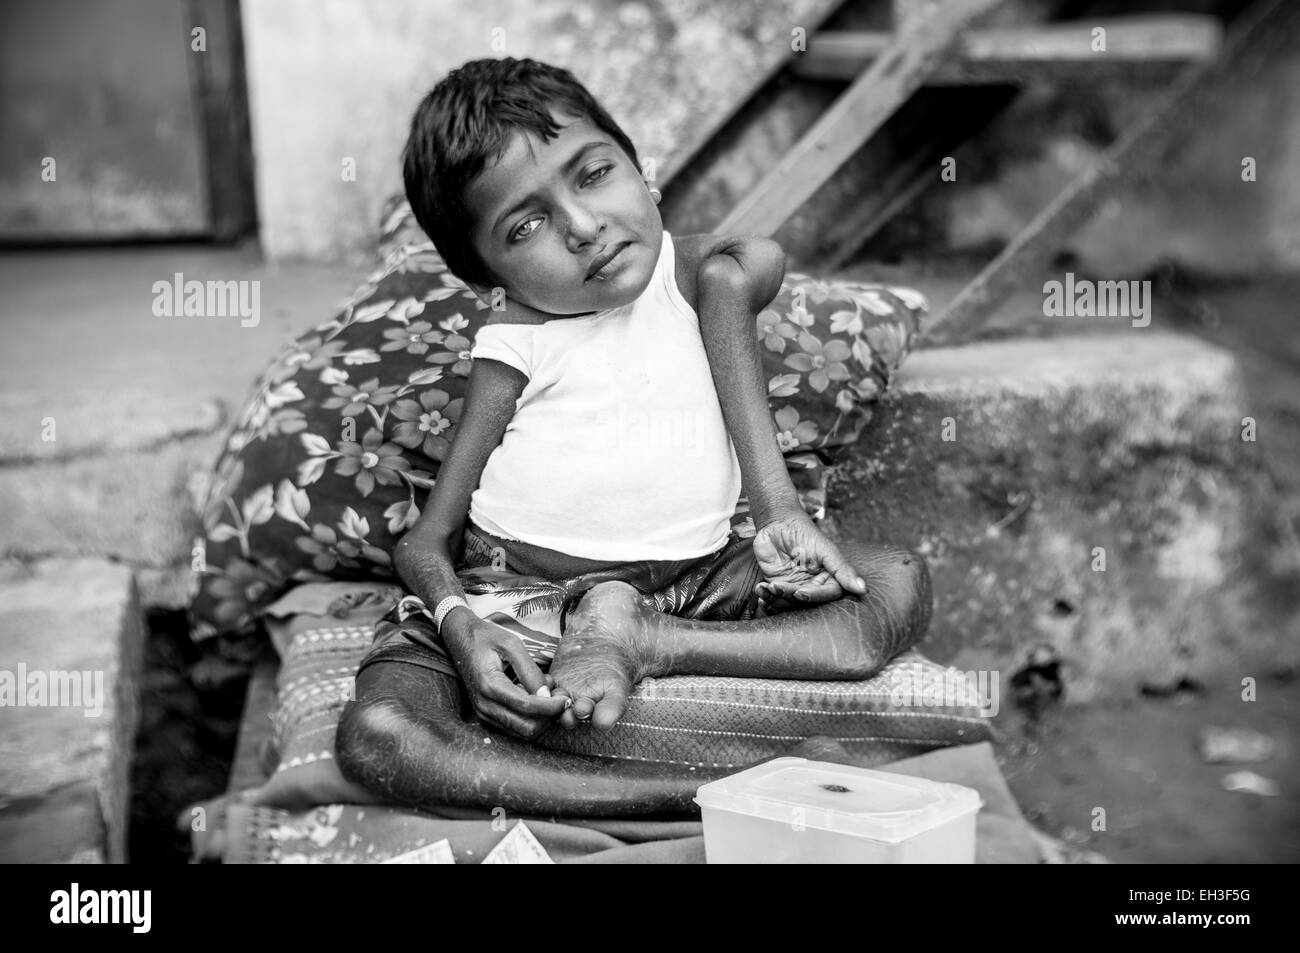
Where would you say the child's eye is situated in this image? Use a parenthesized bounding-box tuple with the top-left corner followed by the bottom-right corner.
(511, 217, 543, 242)
(583, 165, 612, 186)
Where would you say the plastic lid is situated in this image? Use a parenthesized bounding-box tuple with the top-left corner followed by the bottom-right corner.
(694, 758, 982, 843)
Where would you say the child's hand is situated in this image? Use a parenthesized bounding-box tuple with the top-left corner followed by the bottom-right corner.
(752, 512, 866, 608)
(443, 615, 569, 740)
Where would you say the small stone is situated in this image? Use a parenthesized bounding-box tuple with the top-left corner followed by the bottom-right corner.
(1198, 726, 1276, 764)
(1220, 770, 1281, 797)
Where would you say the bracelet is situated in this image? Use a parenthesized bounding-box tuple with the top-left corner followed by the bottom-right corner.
(432, 596, 470, 633)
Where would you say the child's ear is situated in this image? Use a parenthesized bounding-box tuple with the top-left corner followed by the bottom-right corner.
(468, 280, 503, 310)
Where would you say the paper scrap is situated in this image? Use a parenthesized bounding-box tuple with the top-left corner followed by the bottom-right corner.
(482, 822, 554, 864)
(382, 839, 456, 864)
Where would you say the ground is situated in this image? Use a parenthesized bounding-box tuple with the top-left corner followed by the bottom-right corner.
(1000, 675, 1299, 863)
(932, 266, 1300, 864)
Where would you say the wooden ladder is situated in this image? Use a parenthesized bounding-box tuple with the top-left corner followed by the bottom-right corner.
(699, 0, 1264, 344)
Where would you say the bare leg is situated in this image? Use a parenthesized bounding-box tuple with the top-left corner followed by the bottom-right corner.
(335, 657, 740, 816)
(550, 542, 931, 729)
(335, 542, 929, 817)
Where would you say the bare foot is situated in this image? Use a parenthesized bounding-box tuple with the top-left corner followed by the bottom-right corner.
(550, 581, 656, 732)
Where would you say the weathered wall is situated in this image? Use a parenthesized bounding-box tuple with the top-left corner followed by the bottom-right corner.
(889, 12, 1300, 277)
(240, 0, 839, 263)
(242, 1, 1300, 275)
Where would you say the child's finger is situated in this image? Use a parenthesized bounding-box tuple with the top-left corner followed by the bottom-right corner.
(475, 698, 550, 741)
(758, 578, 801, 599)
(792, 570, 832, 599)
(482, 670, 567, 717)
(816, 543, 867, 595)
(794, 578, 843, 603)
(499, 640, 550, 696)
(834, 566, 868, 596)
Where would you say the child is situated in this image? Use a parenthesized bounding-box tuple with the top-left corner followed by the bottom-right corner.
(336, 57, 933, 816)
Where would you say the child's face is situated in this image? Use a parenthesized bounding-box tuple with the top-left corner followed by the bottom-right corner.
(464, 111, 663, 316)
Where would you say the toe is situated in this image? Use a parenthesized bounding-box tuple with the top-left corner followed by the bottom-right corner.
(592, 689, 630, 731)
(571, 694, 596, 723)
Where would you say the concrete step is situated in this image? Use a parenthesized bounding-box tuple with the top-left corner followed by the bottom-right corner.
(0, 558, 144, 862)
(0, 244, 364, 611)
(0, 435, 220, 606)
(0, 389, 225, 465)
(829, 330, 1299, 704)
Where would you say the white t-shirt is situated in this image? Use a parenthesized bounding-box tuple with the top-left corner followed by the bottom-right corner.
(468, 231, 742, 561)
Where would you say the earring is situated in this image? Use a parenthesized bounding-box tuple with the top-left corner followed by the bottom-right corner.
(648, 186, 662, 205)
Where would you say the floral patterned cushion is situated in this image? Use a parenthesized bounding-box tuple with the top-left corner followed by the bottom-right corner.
(186, 200, 926, 641)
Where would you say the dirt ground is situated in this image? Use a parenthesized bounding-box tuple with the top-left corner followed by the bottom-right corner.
(986, 270, 1300, 864)
(998, 679, 1298, 863)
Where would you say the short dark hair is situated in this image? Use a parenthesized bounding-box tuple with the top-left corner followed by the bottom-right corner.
(402, 57, 641, 288)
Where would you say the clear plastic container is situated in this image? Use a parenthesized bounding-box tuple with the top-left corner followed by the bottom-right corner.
(694, 757, 982, 864)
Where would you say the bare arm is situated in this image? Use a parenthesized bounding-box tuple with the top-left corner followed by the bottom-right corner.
(393, 358, 519, 619)
(696, 236, 866, 602)
(393, 357, 568, 737)
(695, 235, 801, 527)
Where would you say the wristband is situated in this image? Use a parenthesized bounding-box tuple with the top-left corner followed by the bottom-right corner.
(432, 596, 470, 633)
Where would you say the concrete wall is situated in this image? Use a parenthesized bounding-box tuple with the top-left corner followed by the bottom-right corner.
(1071, 33, 1300, 276)
(893, 13, 1300, 277)
(242, 1, 1300, 275)
(240, 0, 838, 263)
